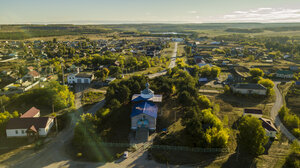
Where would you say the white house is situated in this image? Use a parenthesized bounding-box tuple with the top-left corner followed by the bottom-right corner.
(243, 109, 263, 118)
(23, 70, 40, 80)
(67, 73, 94, 84)
(259, 118, 277, 138)
(231, 83, 267, 95)
(6, 117, 54, 137)
(6, 107, 54, 138)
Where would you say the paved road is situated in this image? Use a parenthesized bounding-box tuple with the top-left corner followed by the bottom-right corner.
(271, 82, 299, 143)
(147, 42, 178, 79)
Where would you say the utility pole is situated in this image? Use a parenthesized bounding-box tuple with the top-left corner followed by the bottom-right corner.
(0, 98, 5, 112)
(61, 63, 65, 85)
(55, 115, 58, 134)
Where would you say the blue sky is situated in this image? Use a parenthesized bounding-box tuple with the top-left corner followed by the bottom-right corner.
(1, 0, 300, 24)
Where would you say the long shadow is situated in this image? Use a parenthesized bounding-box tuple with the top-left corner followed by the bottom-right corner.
(216, 94, 266, 108)
(221, 146, 256, 168)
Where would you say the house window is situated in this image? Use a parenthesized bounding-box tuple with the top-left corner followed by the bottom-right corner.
(15, 130, 18, 134)
(21, 130, 25, 134)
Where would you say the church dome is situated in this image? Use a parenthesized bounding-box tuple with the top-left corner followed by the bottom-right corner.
(141, 83, 154, 99)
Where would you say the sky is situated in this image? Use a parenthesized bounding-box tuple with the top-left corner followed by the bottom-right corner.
(1, 0, 300, 24)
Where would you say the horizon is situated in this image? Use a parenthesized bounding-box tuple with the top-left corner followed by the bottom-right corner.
(1, 0, 300, 24)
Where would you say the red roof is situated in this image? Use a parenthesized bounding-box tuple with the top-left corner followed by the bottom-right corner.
(27, 125, 37, 133)
(27, 66, 35, 71)
(27, 70, 40, 77)
(20, 107, 40, 118)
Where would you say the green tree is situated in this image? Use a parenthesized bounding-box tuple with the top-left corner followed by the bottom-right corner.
(198, 95, 212, 109)
(258, 78, 274, 89)
(178, 91, 195, 106)
(250, 68, 264, 78)
(238, 116, 268, 156)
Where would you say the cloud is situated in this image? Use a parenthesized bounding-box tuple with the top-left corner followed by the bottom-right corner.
(188, 11, 198, 14)
(222, 7, 300, 22)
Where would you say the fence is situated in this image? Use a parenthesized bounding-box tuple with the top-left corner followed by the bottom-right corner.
(96, 142, 228, 153)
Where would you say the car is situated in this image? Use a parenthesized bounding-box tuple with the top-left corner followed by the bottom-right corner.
(123, 151, 129, 159)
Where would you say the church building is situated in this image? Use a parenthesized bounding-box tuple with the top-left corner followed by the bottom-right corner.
(131, 83, 162, 131)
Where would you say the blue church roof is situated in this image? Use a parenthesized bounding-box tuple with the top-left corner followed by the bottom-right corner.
(131, 101, 158, 118)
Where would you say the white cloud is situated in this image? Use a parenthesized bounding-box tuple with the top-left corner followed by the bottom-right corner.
(188, 11, 198, 14)
(222, 7, 300, 22)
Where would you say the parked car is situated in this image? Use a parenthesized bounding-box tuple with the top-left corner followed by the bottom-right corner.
(123, 151, 129, 159)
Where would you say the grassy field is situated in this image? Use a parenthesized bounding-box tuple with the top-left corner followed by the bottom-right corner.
(286, 85, 300, 116)
(82, 90, 105, 105)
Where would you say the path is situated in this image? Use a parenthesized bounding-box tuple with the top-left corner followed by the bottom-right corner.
(0, 57, 17, 63)
(147, 42, 178, 79)
(271, 82, 299, 143)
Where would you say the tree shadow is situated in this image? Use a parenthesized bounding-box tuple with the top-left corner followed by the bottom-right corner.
(216, 94, 267, 108)
(221, 147, 257, 168)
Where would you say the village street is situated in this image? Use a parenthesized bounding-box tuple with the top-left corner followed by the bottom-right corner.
(147, 42, 178, 79)
(271, 82, 299, 143)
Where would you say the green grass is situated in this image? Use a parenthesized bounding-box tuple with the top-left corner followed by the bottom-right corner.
(82, 91, 105, 105)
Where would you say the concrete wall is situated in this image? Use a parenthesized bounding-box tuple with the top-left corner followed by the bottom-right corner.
(68, 76, 92, 84)
(6, 129, 28, 137)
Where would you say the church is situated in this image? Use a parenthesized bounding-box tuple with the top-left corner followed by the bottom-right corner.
(131, 83, 162, 131)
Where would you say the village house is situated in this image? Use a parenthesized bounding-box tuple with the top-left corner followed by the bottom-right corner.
(20, 107, 40, 118)
(23, 70, 40, 81)
(67, 72, 94, 84)
(6, 107, 54, 138)
(289, 66, 299, 71)
(231, 83, 267, 95)
(276, 70, 294, 79)
(243, 109, 263, 118)
(259, 117, 277, 138)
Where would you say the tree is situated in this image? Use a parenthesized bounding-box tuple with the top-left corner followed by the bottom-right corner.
(250, 68, 264, 78)
(178, 91, 195, 106)
(95, 68, 110, 81)
(198, 95, 212, 109)
(258, 78, 274, 89)
(118, 85, 130, 103)
(238, 116, 268, 156)
(211, 66, 221, 78)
